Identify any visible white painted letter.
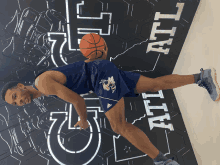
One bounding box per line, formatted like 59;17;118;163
148;114;174;131
150;22;177;40
155;3;184;21
146;38;173;54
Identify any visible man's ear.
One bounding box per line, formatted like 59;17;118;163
17;83;25;89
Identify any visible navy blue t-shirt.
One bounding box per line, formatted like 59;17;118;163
32;59;141;112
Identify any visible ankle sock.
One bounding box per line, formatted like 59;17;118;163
193;73;201;83
153;151;169;162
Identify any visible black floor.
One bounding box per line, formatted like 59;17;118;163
0;0;200;164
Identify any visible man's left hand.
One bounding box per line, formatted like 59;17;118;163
74;119;90;130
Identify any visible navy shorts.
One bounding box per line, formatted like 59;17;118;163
90;60;141;113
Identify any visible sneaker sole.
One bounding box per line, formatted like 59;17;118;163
209;67;220;101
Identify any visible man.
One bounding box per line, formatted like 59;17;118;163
1;40;220;165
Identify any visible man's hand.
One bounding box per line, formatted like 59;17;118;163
74;119;90;130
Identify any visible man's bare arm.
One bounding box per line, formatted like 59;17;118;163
40;77;87;120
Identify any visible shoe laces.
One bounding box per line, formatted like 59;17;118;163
198;79;212;94
165;157;175;165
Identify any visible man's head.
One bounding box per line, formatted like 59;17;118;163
1;81;34;106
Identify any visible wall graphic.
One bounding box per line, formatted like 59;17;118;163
0;0;200;164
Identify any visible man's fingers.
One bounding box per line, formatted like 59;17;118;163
74;121;80;127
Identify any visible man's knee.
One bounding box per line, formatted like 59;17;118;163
148;87;158;92
111;122;127;134
105;97;127;133
148;78;162;92
151;87;159;92
135;75;161;93
112;126;120;134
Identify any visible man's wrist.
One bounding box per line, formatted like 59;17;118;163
73;98;88;122
80;117;87;121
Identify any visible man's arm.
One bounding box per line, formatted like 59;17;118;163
40;77;87;121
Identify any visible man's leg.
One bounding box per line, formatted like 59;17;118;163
154;74;195;91
135;74;195;93
105;98;161;159
119;122;160;159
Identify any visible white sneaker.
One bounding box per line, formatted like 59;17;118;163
154;157;180;165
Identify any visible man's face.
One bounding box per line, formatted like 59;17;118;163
5;83;33;106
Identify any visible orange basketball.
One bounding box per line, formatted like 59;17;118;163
79;33;106;59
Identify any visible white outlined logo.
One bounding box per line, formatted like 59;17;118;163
107;103;112;108
99;76;116;93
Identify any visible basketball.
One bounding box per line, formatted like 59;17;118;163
79;33;106;59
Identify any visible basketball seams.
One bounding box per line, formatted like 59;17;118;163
80;44;106;49
85;50;103;58
81;38;96;44
90;33;102;44
81;33;102;44
96;34;102;44
90;33;97;58
80;33;105;59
